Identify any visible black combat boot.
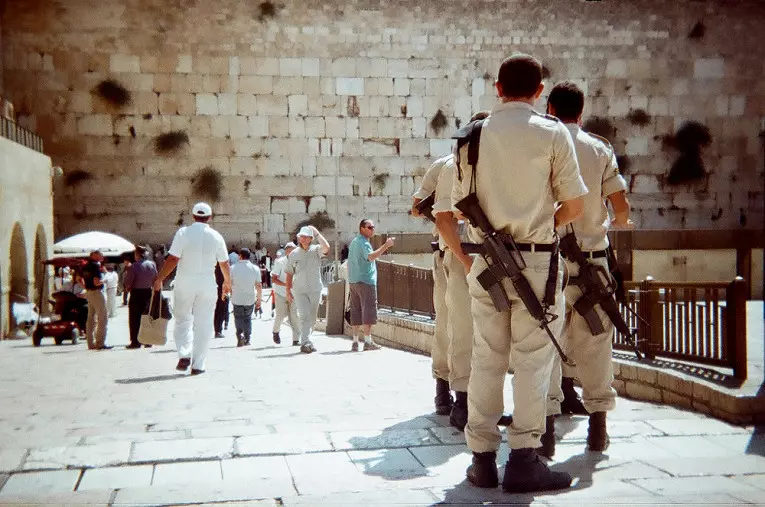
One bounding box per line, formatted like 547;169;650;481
537;415;556;459
502;448;572;493
497;413;513;426
450;391;468;431
466;451;499;488
560;377;588;415
434;378;453;415
587;411;610;452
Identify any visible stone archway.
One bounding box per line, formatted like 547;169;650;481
8;223;29;334
33;225;48;313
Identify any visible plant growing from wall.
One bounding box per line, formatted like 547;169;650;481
372;173;389;194
430;109;448;135
94;79;131;107
258;1;280;21
688;21;706;39
663;121;712;185
64;170;93;187
583;116;616;141
293;211;335;236
627;108;651;126
154;130;189;154
191;166;223;202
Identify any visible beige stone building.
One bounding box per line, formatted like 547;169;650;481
0;129;54;337
0;0;763;251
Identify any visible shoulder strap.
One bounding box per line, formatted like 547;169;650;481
451;118;484;185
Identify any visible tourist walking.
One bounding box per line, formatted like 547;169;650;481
125;245;157;349
230;248;263;347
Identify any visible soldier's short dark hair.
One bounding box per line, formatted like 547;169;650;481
497;54;543;99
547;81;585;122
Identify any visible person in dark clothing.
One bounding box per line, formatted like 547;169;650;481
214;263;230;338
124;245;158;349
81;250;110;350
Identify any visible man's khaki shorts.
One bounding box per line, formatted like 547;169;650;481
348;282;378;325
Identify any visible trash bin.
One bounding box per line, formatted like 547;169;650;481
325;281;346;336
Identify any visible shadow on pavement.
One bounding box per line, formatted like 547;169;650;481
613;352;745;389
319;350;357;356
150;349;177;354
43;350;79;355
747;424;764;457
429;452;601;506
114;374;186;384
256;351;304;358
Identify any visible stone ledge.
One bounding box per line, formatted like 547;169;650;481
322;310;765;425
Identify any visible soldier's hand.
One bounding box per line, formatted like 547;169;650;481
222;281;232;299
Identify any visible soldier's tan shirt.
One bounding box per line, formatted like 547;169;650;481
432;154;466;250
413;154;452;239
451;101;587;244
559;124;628;251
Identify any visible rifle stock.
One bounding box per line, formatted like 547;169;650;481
414;193;436;223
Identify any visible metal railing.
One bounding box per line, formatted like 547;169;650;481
376;259;748;379
376;260;435;318
619;277;748;379
0;116;44;153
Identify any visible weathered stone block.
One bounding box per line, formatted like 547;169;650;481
218;94;237;116
196;93;218;115
77;114;113;136
336;77;365;96
176;55;192;73
694;58;725;79
248;116;269;138
662;390;693;410
280;58;302;76
636;367;658;385
110;54;140;73
429;139;453;158
288;95;308;117
239;76;273;94
257;96;288;116
625;381;662;403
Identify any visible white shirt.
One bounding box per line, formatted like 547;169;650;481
169;222;228;282
270;256;289;298
452;102;587;244
558;124;628;251
103;271;119;290
230;260;262;306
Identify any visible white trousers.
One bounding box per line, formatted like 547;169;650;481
293;290;321;345
173;281;218;371
106;288;117;318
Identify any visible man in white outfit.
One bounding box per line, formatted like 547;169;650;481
103;265;119;318
153;202;231;375
271;242;300;346
286;226;330;354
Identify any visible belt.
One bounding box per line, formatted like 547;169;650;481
562;249;608;260
460;242;556;255
431;241;445;257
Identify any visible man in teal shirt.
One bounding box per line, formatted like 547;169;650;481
347;219;395;351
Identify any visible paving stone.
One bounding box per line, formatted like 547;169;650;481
77;464;153;491
644;418;752;436
235;432;332;456
285;452;379;495
131;437;234;463
0;470;80;497
190;424;272;439
112;484;276;505
23;442;131;470
0;489;113;506
730;473;765;491
542;494;745;506
0;449;26;473
630;475;764;496
428;426;467;445
220;456;295;496
330;429;439;450
648;455;765;477
347;448;427;480
153;460;222;485
644;435;743;458
281;488;438;505
83;430;189;445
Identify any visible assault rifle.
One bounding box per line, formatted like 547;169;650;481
559;233;645;359
455;193;574;366
413;192;436;223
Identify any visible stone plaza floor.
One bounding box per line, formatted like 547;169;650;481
0;301;763;506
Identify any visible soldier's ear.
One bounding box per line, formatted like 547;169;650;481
533;82;545;100
495;80;503;98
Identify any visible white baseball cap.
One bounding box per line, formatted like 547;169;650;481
192;202;212;217
284;241;297;249
297;226;314;238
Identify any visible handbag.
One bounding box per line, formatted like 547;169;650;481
138;291;172;346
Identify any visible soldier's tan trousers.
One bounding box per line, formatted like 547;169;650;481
443;249;474;392
547;257;617;415
431;251;450;382
465;253;565;452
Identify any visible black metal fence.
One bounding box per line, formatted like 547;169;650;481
0;116;44;153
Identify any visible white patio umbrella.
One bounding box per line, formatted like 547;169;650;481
53;231;135;258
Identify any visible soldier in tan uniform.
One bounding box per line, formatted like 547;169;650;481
540;81;632;458
452;54;587;493
413;155;454;416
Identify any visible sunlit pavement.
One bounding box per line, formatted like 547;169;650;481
0;301;763;506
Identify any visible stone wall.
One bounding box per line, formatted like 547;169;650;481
1;0;764;247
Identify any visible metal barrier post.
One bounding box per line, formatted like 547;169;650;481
727;276;748;380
